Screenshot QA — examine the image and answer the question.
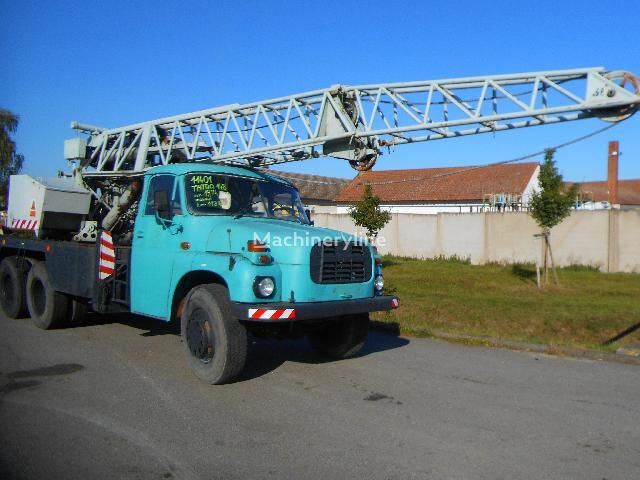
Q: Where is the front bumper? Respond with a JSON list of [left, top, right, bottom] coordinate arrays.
[[232, 295, 399, 322]]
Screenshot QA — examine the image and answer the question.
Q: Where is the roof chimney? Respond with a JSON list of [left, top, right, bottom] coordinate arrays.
[[607, 140, 619, 206]]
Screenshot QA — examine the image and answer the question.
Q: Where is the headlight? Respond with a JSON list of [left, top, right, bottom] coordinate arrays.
[[374, 275, 384, 292], [254, 276, 275, 298]]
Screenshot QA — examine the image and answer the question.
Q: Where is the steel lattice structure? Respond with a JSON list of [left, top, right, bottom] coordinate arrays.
[[70, 67, 639, 178]]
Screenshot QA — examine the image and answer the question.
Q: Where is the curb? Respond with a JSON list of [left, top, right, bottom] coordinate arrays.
[[369, 322, 640, 366]]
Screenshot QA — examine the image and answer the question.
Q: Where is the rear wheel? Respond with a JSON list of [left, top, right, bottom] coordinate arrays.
[[181, 284, 247, 385], [308, 313, 370, 359], [0, 256, 28, 319], [25, 261, 70, 330]]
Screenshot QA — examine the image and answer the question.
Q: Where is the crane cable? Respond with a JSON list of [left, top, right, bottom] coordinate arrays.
[[273, 121, 621, 187], [359, 122, 620, 186]]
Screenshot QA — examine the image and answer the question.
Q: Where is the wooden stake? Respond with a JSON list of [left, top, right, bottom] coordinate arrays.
[[543, 234, 549, 286], [548, 237, 560, 286]]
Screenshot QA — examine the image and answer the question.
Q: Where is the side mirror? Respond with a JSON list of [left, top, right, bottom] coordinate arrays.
[[154, 190, 171, 221], [305, 208, 314, 226]]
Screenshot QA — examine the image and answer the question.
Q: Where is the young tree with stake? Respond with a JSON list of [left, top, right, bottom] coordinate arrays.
[[529, 149, 579, 286]]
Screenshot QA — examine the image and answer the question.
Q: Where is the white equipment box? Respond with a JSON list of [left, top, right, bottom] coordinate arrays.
[[7, 175, 91, 237]]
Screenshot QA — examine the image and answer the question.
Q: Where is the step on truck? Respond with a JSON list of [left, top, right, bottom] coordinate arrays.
[[1, 166, 398, 384], [1, 67, 637, 383]]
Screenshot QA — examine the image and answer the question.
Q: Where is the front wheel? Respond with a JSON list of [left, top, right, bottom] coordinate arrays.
[[308, 313, 370, 359], [181, 284, 247, 385]]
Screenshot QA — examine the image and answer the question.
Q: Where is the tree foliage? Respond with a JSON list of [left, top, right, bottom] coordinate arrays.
[[529, 149, 578, 233], [0, 109, 24, 209], [348, 184, 391, 239]]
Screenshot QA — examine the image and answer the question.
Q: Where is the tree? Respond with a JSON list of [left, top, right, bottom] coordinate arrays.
[[529, 149, 578, 286], [0, 109, 24, 209], [348, 184, 391, 241]]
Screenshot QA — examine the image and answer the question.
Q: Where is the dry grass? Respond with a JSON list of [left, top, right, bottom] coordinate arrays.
[[372, 256, 640, 351]]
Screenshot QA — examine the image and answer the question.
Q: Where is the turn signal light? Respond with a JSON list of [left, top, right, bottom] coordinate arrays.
[[258, 255, 270, 264], [247, 240, 268, 252]]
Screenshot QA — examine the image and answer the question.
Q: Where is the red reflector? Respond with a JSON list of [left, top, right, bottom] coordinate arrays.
[[180, 242, 191, 250], [258, 255, 270, 264], [247, 241, 268, 252], [391, 298, 399, 309], [45, 244, 52, 253], [375, 258, 382, 264]]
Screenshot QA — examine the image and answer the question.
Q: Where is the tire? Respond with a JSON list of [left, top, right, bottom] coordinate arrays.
[[69, 300, 88, 325], [309, 313, 370, 359], [0, 256, 28, 319], [25, 261, 70, 330], [181, 284, 247, 385]]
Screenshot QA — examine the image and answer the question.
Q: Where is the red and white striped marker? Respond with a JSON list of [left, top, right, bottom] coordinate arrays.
[[248, 308, 296, 320], [11, 219, 38, 230], [98, 230, 115, 280]]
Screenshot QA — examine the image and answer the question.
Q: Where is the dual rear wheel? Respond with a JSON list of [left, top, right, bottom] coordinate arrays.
[[0, 256, 84, 329], [0, 256, 28, 319]]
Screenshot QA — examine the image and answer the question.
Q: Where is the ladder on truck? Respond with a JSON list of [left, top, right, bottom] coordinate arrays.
[[67, 67, 640, 179]]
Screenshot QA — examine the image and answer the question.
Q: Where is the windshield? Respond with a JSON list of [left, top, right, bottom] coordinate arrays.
[[184, 173, 309, 223]]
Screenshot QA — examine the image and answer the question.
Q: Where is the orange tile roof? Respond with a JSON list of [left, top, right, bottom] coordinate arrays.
[[568, 179, 640, 205], [337, 163, 539, 203]]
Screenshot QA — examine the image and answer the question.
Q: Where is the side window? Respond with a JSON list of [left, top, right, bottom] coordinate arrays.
[[144, 175, 182, 218]]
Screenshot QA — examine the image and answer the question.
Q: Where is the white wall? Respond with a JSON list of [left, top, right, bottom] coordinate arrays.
[[313, 210, 640, 273]]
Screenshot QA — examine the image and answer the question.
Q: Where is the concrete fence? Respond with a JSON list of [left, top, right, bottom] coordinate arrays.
[[312, 210, 640, 273]]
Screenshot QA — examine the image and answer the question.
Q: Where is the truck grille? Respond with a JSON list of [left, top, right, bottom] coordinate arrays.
[[310, 241, 372, 284]]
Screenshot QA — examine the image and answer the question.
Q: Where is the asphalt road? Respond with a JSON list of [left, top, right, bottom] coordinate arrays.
[[1, 314, 639, 480]]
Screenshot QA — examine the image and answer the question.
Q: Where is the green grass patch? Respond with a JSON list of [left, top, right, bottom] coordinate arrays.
[[372, 256, 640, 351]]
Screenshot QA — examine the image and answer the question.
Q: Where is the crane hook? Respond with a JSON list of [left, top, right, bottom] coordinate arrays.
[[621, 72, 640, 95]]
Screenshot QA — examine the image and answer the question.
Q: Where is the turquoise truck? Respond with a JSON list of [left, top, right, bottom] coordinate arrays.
[[4, 67, 634, 383], [0, 163, 398, 384]]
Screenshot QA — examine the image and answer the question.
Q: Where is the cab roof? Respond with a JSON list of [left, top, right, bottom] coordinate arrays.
[[146, 163, 294, 187]]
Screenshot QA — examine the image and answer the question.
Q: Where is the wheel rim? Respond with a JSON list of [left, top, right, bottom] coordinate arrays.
[[187, 307, 214, 363], [0, 271, 13, 307], [31, 278, 47, 317]]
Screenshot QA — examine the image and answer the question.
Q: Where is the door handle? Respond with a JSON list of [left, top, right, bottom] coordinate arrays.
[[136, 231, 144, 238]]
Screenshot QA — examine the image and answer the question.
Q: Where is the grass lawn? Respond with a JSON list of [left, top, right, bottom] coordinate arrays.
[[372, 256, 640, 351]]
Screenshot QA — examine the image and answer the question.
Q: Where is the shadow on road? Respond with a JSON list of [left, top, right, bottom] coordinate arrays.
[[238, 330, 410, 383], [70, 313, 410, 382], [70, 312, 180, 336]]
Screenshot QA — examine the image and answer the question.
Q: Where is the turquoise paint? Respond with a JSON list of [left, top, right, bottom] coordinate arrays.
[[130, 164, 378, 321]]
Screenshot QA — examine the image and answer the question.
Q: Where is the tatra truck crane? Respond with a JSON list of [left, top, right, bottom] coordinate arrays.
[[1, 68, 638, 383]]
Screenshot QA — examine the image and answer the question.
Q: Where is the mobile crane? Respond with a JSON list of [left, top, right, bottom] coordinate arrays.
[[1, 67, 638, 384]]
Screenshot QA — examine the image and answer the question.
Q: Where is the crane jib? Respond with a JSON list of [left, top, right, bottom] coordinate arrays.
[[66, 67, 639, 176]]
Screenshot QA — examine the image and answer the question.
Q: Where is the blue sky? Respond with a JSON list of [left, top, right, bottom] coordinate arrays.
[[1, 0, 639, 182]]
